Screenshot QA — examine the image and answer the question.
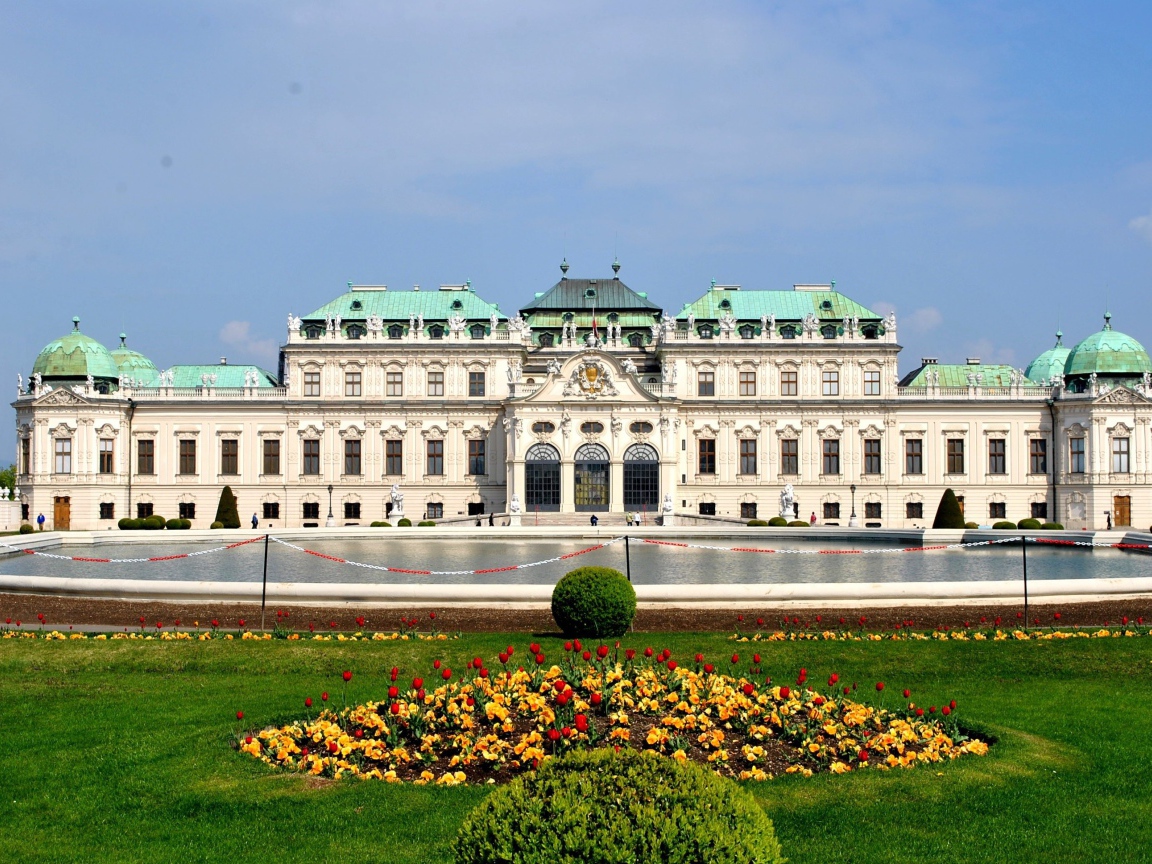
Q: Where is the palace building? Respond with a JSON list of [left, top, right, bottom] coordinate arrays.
[[12, 263, 1152, 531]]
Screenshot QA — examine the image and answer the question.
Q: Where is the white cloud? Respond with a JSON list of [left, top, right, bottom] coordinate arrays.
[[869, 302, 941, 335], [218, 320, 279, 368], [962, 339, 1015, 366], [1129, 209, 1152, 244]]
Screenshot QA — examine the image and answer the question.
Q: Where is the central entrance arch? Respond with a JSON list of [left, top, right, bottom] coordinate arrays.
[[574, 443, 610, 512], [623, 443, 659, 511], [525, 443, 561, 512]]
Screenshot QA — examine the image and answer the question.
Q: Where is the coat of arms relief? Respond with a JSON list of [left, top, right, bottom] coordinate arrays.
[[562, 358, 619, 399]]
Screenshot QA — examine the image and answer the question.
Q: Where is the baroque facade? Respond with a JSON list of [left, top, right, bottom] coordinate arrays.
[[12, 265, 1152, 531]]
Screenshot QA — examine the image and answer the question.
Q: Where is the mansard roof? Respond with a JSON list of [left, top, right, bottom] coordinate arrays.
[[676, 285, 882, 322], [899, 363, 1039, 388], [303, 285, 504, 322], [143, 364, 278, 388], [520, 277, 662, 314]]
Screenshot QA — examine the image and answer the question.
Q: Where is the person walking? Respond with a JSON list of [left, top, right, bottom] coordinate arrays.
[[625, 510, 633, 527], [251, 513, 259, 529], [37, 512, 46, 531], [809, 511, 817, 527]]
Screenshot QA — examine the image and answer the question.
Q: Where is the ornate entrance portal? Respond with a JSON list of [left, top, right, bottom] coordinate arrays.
[[524, 444, 560, 512], [623, 443, 659, 511], [574, 443, 610, 512]]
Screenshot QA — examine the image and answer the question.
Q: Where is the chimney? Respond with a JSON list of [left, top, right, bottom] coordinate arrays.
[[921, 357, 938, 366], [966, 358, 981, 365], [220, 357, 227, 365]]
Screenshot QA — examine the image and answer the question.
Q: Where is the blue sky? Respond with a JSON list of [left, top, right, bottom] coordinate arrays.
[[5, 1, 1152, 456]]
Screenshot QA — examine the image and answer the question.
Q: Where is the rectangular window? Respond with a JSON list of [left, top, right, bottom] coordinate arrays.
[[263, 502, 280, 520], [1069, 437, 1085, 473], [740, 502, 758, 519], [179, 439, 197, 475], [989, 502, 1006, 520], [468, 371, 485, 397], [698, 370, 715, 397], [137, 502, 153, 519], [344, 440, 361, 475], [864, 439, 881, 475], [988, 439, 1006, 475], [739, 371, 756, 396], [780, 439, 799, 475], [427, 371, 445, 397], [823, 502, 840, 520], [427, 502, 444, 520], [20, 438, 31, 475], [780, 370, 798, 397], [468, 439, 486, 475], [99, 502, 115, 520], [387, 371, 403, 397], [345, 371, 361, 397], [905, 439, 923, 475], [864, 502, 882, 519], [344, 502, 361, 520], [302, 439, 320, 475], [386, 440, 403, 476], [54, 438, 72, 474], [822, 370, 839, 396], [698, 439, 716, 474], [99, 439, 114, 474], [946, 438, 965, 474], [1029, 439, 1047, 475], [178, 502, 195, 520], [220, 439, 238, 475], [1112, 437, 1130, 473], [864, 369, 881, 396], [426, 440, 444, 475], [137, 439, 154, 475], [822, 439, 840, 475], [698, 502, 717, 516], [303, 371, 321, 397], [739, 440, 757, 475], [906, 501, 924, 520], [263, 439, 281, 475], [302, 502, 320, 520], [1031, 502, 1048, 520]]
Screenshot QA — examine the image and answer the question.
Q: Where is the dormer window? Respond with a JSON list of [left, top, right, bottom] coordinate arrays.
[[304, 325, 323, 340], [628, 332, 644, 348], [350, 299, 363, 311], [429, 324, 444, 340], [563, 312, 574, 322], [539, 332, 555, 348], [862, 324, 879, 340], [699, 325, 714, 339], [388, 324, 404, 339], [780, 325, 798, 339], [738, 324, 755, 339], [451, 299, 463, 309], [719, 299, 731, 309], [821, 325, 837, 339], [346, 324, 366, 340], [470, 324, 486, 339], [585, 288, 596, 299], [820, 300, 833, 310], [607, 312, 619, 323]]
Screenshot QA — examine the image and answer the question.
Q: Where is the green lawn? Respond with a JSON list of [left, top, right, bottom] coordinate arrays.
[[2, 633, 1150, 862]]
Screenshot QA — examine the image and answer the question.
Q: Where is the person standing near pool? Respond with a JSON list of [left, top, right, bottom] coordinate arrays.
[[251, 513, 259, 529], [37, 512, 46, 531]]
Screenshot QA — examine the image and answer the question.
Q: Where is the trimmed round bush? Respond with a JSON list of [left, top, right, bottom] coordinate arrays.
[[551, 566, 636, 638], [210, 521, 224, 529], [19, 523, 34, 534], [767, 516, 788, 527], [179, 519, 192, 529], [418, 520, 436, 527], [1041, 522, 1064, 530], [787, 520, 808, 527], [747, 519, 768, 527], [453, 748, 784, 864], [165, 519, 182, 530], [370, 521, 392, 527], [964, 521, 980, 529], [117, 517, 136, 530], [1017, 518, 1043, 530], [397, 517, 413, 527], [141, 514, 166, 530], [992, 520, 1017, 530]]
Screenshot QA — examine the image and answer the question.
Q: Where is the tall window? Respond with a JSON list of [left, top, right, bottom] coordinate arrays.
[[344, 502, 361, 520], [263, 439, 280, 475], [864, 438, 881, 475], [99, 439, 114, 474], [864, 502, 882, 520], [864, 369, 881, 396], [426, 440, 444, 475], [1069, 437, 1085, 473], [302, 439, 320, 475], [137, 502, 153, 518], [427, 371, 444, 397], [385, 440, 403, 475], [427, 502, 444, 519], [739, 371, 756, 396], [822, 370, 839, 396], [302, 502, 320, 520], [178, 439, 197, 475], [178, 502, 195, 519], [823, 502, 840, 520], [946, 439, 965, 474], [697, 370, 715, 397], [988, 439, 1006, 475], [54, 438, 72, 474], [303, 371, 320, 397], [344, 440, 361, 475], [1029, 439, 1047, 475], [822, 439, 840, 475], [780, 439, 799, 474], [906, 501, 924, 519], [345, 371, 361, 397], [1112, 437, 1130, 473], [262, 502, 279, 520], [99, 502, 115, 520], [990, 502, 1006, 519], [220, 439, 238, 475], [20, 438, 30, 475], [905, 439, 923, 475], [137, 440, 155, 475], [386, 370, 403, 397], [468, 371, 485, 397], [739, 440, 757, 475], [780, 370, 798, 397], [468, 440, 486, 475], [698, 439, 716, 474]]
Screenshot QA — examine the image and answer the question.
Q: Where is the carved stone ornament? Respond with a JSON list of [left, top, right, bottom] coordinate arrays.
[[1095, 387, 1147, 404], [34, 387, 89, 406], [562, 358, 619, 399]]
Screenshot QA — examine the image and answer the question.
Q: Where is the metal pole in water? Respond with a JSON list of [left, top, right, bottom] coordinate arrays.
[[1021, 534, 1028, 629], [261, 533, 270, 631], [624, 534, 631, 582]]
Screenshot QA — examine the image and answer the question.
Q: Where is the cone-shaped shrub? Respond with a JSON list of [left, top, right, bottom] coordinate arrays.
[[932, 489, 966, 529], [214, 485, 241, 529]]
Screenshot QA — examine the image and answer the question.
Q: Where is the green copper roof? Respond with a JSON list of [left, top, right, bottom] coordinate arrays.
[[32, 317, 120, 380], [1064, 314, 1152, 377], [899, 364, 1039, 388], [675, 287, 882, 322], [1023, 332, 1071, 382], [303, 287, 504, 323], [521, 277, 662, 313], [525, 311, 661, 329], [144, 364, 278, 388], [110, 334, 159, 380]]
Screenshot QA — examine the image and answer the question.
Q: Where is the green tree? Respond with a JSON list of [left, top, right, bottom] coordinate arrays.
[[932, 488, 966, 529], [214, 485, 241, 529], [0, 463, 14, 499]]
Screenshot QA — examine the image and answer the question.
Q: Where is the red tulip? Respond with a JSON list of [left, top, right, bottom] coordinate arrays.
[[529, 642, 541, 654], [573, 639, 581, 651], [950, 699, 957, 710], [756, 617, 764, 626], [564, 641, 573, 651], [843, 686, 850, 695], [343, 670, 353, 682], [416, 689, 425, 701], [429, 612, 436, 620], [704, 663, 714, 674], [327, 741, 338, 754], [625, 649, 636, 660], [779, 686, 791, 699], [742, 683, 755, 696], [506, 645, 514, 655], [321, 692, 328, 701], [433, 660, 441, 669], [929, 706, 937, 713], [413, 677, 423, 689], [858, 749, 869, 761], [479, 668, 489, 678], [753, 654, 761, 664], [942, 706, 951, 716], [473, 656, 483, 668], [547, 729, 561, 741], [390, 702, 400, 715], [916, 708, 924, 717], [644, 647, 654, 657], [695, 653, 704, 663], [575, 714, 589, 732], [556, 693, 570, 707], [903, 689, 911, 698], [356, 616, 365, 627], [561, 726, 572, 738], [238, 619, 246, 627], [731, 654, 739, 664], [498, 652, 509, 664], [305, 697, 312, 708], [353, 729, 363, 739], [388, 686, 399, 699], [441, 668, 452, 680], [582, 650, 592, 661], [535, 653, 545, 664], [245, 736, 252, 744], [875, 682, 884, 692], [829, 673, 840, 685], [236, 711, 244, 720], [666, 660, 677, 671]]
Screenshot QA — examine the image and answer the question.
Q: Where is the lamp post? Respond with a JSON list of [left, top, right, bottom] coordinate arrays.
[[848, 483, 858, 528], [326, 484, 335, 528]]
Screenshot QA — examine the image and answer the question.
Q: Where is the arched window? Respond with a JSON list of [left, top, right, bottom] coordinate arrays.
[[429, 324, 444, 340], [739, 324, 755, 339], [304, 325, 323, 340], [623, 443, 659, 509], [628, 332, 644, 348], [525, 443, 560, 512], [574, 443, 610, 512], [821, 325, 837, 339], [539, 332, 555, 348], [861, 324, 879, 340]]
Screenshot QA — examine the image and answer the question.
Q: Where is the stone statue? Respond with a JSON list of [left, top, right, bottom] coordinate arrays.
[[650, 322, 662, 341], [546, 358, 562, 375], [31, 372, 42, 394], [779, 484, 796, 518], [560, 409, 572, 438], [390, 484, 405, 516], [611, 415, 622, 436], [86, 374, 94, 391], [622, 358, 637, 375], [509, 493, 521, 514], [802, 313, 819, 335], [768, 314, 775, 336], [367, 314, 383, 334], [662, 492, 673, 513], [508, 314, 526, 332], [687, 312, 695, 331], [17, 373, 23, 396], [661, 360, 677, 385], [416, 314, 423, 333], [448, 312, 466, 333], [719, 311, 736, 333], [507, 360, 522, 384], [409, 313, 416, 332], [884, 311, 897, 334], [490, 311, 499, 332]]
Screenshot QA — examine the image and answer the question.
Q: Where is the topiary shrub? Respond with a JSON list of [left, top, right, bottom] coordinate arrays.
[[418, 520, 436, 527], [453, 748, 785, 864], [787, 520, 808, 527], [1017, 518, 1042, 530], [397, 517, 412, 527], [117, 517, 136, 530], [210, 521, 224, 529], [214, 485, 241, 529], [747, 519, 768, 527], [19, 523, 34, 534], [551, 566, 636, 638], [179, 519, 192, 529], [767, 516, 788, 527], [141, 514, 166, 530], [992, 520, 1017, 530], [1041, 522, 1064, 530], [932, 488, 966, 529], [165, 519, 182, 530], [370, 521, 392, 527], [964, 521, 980, 529]]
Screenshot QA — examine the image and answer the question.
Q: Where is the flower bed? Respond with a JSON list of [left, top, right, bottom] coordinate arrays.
[[239, 644, 989, 786]]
